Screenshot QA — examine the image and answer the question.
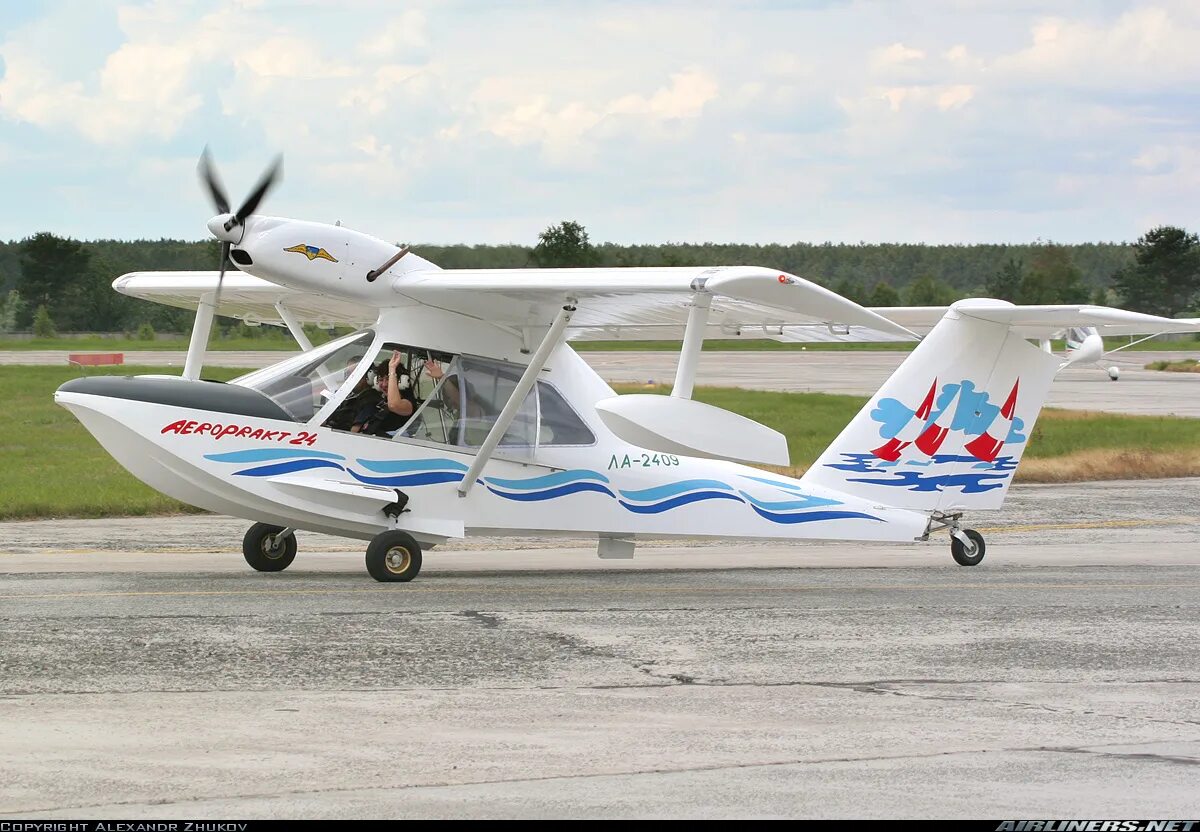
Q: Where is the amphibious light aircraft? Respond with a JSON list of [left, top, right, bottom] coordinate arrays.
[[54, 153, 1200, 582]]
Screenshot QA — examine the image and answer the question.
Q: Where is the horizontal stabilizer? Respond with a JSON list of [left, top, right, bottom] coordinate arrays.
[[594, 394, 790, 465]]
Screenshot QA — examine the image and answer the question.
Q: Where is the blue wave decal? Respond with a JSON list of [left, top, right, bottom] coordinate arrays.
[[233, 459, 346, 477], [486, 481, 615, 501], [750, 506, 882, 524], [207, 448, 345, 463], [739, 475, 807, 494], [618, 479, 734, 502], [847, 472, 1011, 494], [356, 457, 468, 473], [485, 469, 609, 491], [737, 491, 841, 511], [826, 453, 1015, 494], [348, 470, 465, 487], [618, 490, 743, 514]]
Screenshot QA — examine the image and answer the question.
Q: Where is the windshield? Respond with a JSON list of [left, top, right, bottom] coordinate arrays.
[[232, 330, 375, 422]]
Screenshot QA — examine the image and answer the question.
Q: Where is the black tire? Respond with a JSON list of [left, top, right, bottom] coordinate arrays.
[[950, 528, 985, 566], [366, 530, 423, 582], [243, 523, 297, 572]]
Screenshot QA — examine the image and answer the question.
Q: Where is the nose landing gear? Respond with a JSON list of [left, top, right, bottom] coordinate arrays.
[[242, 523, 297, 572]]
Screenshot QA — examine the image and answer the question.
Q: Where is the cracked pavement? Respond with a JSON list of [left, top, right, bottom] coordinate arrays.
[[2, 479, 1200, 817]]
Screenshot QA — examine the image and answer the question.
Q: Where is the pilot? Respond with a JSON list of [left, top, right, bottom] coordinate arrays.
[[356, 351, 421, 436], [324, 356, 377, 431]]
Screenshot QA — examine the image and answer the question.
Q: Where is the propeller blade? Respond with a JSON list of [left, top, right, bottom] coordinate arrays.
[[232, 154, 282, 226], [212, 240, 231, 316], [197, 147, 231, 215]]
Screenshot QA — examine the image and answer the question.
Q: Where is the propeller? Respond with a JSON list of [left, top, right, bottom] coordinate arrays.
[[186, 148, 282, 379], [197, 147, 230, 215]]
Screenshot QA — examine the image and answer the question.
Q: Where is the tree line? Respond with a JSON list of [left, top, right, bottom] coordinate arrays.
[[1, 222, 1197, 336]]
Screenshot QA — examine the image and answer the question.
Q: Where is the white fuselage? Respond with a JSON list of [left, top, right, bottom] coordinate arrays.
[[56, 305, 928, 547]]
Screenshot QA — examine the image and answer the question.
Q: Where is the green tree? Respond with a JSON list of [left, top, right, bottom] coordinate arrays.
[[986, 258, 1024, 302], [905, 274, 957, 306], [0, 290, 26, 334], [867, 281, 902, 307], [1091, 286, 1110, 307], [1112, 226, 1200, 317], [833, 278, 866, 305], [530, 220, 601, 268], [18, 233, 91, 326], [32, 304, 56, 337], [1024, 243, 1088, 305]]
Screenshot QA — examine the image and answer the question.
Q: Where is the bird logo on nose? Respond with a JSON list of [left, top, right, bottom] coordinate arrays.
[[285, 244, 338, 263]]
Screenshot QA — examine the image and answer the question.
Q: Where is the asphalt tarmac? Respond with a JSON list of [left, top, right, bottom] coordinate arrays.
[[1, 478, 1198, 818]]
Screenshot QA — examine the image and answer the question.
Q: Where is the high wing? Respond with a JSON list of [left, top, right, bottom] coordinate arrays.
[[116, 267, 920, 342], [115, 270, 1200, 343], [392, 266, 917, 340]]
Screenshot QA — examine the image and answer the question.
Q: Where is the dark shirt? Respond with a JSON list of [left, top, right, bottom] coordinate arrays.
[[326, 385, 381, 431], [359, 386, 419, 436]]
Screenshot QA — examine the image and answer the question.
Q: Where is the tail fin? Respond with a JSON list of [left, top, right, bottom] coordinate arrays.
[[802, 303, 1059, 512]]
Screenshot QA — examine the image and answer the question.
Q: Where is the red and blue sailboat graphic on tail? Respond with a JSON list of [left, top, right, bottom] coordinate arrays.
[[869, 377, 1022, 463], [872, 379, 938, 461], [964, 380, 1019, 462]]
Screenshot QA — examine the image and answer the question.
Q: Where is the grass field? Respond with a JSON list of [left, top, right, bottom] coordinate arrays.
[[3, 367, 1199, 520], [1, 365, 243, 519]]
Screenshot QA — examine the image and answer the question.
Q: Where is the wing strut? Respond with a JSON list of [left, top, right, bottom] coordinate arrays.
[[182, 292, 216, 380], [671, 291, 711, 399], [458, 303, 576, 497], [274, 302, 314, 351]]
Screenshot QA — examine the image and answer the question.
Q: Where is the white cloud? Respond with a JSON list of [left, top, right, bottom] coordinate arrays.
[[995, 7, 1200, 88], [608, 69, 718, 120], [483, 69, 718, 162], [360, 11, 428, 58], [874, 42, 927, 66], [937, 84, 975, 110]]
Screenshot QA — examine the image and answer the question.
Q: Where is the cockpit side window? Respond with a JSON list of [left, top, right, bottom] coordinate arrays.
[[232, 330, 375, 423], [307, 342, 595, 452]]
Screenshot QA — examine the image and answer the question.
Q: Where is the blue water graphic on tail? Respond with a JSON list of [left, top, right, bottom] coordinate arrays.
[[827, 453, 1017, 493]]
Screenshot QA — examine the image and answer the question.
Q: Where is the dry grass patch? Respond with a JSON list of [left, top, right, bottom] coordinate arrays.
[[1014, 449, 1200, 483], [1145, 359, 1200, 373]]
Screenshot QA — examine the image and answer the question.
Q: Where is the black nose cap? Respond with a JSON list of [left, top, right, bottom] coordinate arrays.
[[57, 375, 291, 421]]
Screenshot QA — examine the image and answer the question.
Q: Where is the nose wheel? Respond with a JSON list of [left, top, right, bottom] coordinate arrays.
[[242, 523, 297, 572], [950, 528, 985, 566], [366, 530, 423, 582]]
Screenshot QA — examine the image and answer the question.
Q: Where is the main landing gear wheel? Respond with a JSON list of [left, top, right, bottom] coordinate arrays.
[[243, 523, 297, 572], [366, 530, 423, 583], [950, 528, 985, 566]]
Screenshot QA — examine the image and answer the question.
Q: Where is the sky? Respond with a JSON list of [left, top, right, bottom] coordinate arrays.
[[1, 0, 1198, 246]]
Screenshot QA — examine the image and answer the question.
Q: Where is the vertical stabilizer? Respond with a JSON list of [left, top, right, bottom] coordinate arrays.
[[802, 302, 1059, 511]]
